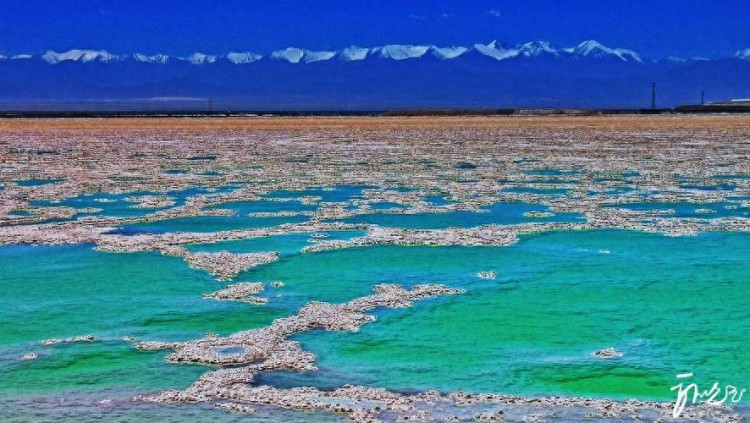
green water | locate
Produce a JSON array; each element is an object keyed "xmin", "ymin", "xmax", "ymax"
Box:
[
  {"xmin": 252, "ymin": 230, "xmax": 750, "ymax": 401},
  {"xmin": 0, "ymin": 244, "xmax": 291, "ymax": 394},
  {"xmin": 4, "ymin": 231, "xmax": 750, "ymax": 401},
  {"xmin": 4, "ymin": 185, "xmax": 750, "ymax": 422}
]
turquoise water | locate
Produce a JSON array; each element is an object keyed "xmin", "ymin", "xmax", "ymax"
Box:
[
  {"xmin": 4, "ymin": 230, "xmax": 750, "ymax": 402},
  {"xmin": 675, "ymin": 176, "xmax": 738, "ymax": 191},
  {"xmin": 27, "ymin": 185, "xmax": 248, "ymax": 223},
  {"xmin": 338, "ymin": 202, "xmax": 583, "ymax": 229},
  {"xmin": 29, "ymin": 187, "xmax": 218, "ymax": 220},
  {"xmin": 15, "ymin": 178, "xmax": 65, "ymax": 187},
  {"xmin": 185, "ymin": 230, "xmax": 366, "ymax": 257},
  {"xmin": 31, "ymin": 193, "xmax": 165, "ymax": 220},
  {"xmin": 257, "ymin": 230, "xmax": 750, "ymax": 401},
  {"xmin": 370, "ymin": 202, "xmax": 408, "ymax": 210},
  {"xmin": 7, "ymin": 210, "xmax": 35, "ymax": 217},
  {"xmin": 717, "ymin": 174, "xmax": 750, "ymax": 180},
  {"xmin": 680, "ymin": 183, "xmax": 737, "ymax": 191},
  {"xmin": 114, "ymin": 197, "xmax": 317, "ymax": 233},
  {"xmin": 206, "ymin": 199, "xmax": 318, "ymax": 214},
  {"xmin": 5, "ymin": 181, "xmax": 750, "ymax": 420},
  {"xmin": 605, "ymin": 201, "xmax": 750, "ymax": 218},
  {"xmin": 0, "ymin": 244, "xmax": 291, "ymax": 395},
  {"xmin": 115, "ymin": 189, "xmax": 356, "ymax": 234},
  {"xmin": 261, "ymin": 185, "xmax": 374, "ymax": 203},
  {"xmin": 122, "ymin": 214, "xmax": 311, "ymax": 234},
  {"xmin": 425, "ymin": 194, "xmax": 459, "ymax": 206}
]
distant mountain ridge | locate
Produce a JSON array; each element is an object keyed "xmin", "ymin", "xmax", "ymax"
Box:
[
  {"xmin": 1, "ymin": 39, "xmax": 749, "ymax": 110},
  {"xmin": 0, "ymin": 40, "xmax": 661, "ymax": 64}
]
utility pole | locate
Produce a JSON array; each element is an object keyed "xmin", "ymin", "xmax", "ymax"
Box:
[
  {"xmin": 701, "ymin": 90, "xmax": 705, "ymax": 105},
  {"xmin": 209, "ymin": 98, "xmax": 213, "ymax": 114},
  {"xmin": 651, "ymin": 82, "xmax": 656, "ymax": 110}
]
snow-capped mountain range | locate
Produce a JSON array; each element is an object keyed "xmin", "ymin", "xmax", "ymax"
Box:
[
  {"xmin": 1, "ymin": 39, "xmax": 749, "ymax": 110},
  {"xmin": 5, "ymin": 39, "xmax": 748, "ymax": 66},
  {"xmin": 1, "ymin": 39, "xmax": 716, "ymax": 65}
]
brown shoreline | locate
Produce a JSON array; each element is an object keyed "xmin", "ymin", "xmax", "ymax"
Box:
[{"xmin": 1, "ymin": 114, "xmax": 750, "ymax": 130}]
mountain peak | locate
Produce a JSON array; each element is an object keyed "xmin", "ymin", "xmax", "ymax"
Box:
[
  {"xmin": 303, "ymin": 50, "xmax": 336, "ymax": 63},
  {"xmin": 225, "ymin": 52, "xmax": 262, "ymax": 64},
  {"xmin": 429, "ymin": 45, "xmax": 468, "ymax": 59},
  {"xmin": 269, "ymin": 48, "xmax": 336, "ymax": 64},
  {"xmin": 341, "ymin": 46, "xmax": 369, "ymax": 61},
  {"xmin": 518, "ymin": 41, "xmax": 558, "ymax": 57},
  {"xmin": 373, "ymin": 45, "xmax": 430, "ymax": 60},
  {"xmin": 133, "ymin": 53, "xmax": 170, "ymax": 64},
  {"xmin": 473, "ymin": 40, "xmax": 518, "ymax": 60},
  {"xmin": 575, "ymin": 40, "xmax": 606, "ymax": 52},
  {"xmin": 271, "ymin": 47, "xmax": 305, "ymax": 63},
  {"xmin": 567, "ymin": 40, "xmax": 641, "ymax": 62},
  {"xmin": 183, "ymin": 53, "xmax": 217, "ymax": 65},
  {"xmin": 41, "ymin": 49, "xmax": 117, "ymax": 64}
]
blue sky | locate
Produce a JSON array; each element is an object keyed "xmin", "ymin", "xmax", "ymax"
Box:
[{"xmin": 1, "ymin": 0, "xmax": 749, "ymax": 58}]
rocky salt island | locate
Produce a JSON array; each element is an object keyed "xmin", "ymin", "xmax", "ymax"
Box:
[
  {"xmin": 202, "ymin": 282, "xmax": 268, "ymax": 304},
  {"xmin": 163, "ymin": 248, "xmax": 280, "ymax": 281}
]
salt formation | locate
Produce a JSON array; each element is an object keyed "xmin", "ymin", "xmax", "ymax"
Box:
[
  {"xmin": 125, "ymin": 195, "xmax": 176, "ymax": 209},
  {"xmin": 203, "ymin": 282, "xmax": 267, "ymax": 303},
  {"xmin": 592, "ymin": 347, "xmax": 623, "ymax": 359},
  {"xmin": 3, "ymin": 116, "xmax": 750, "ymax": 252},
  {"xmin": 137, "ymin": 284, "xmax": 464, "ymax": 366},
  {"xmin": 162, "ymin": 248, "xmax": 279, "ymax": 281},
  {"xmin": 65, "ymin": 335, "xmax": 96, "ymax": 343},
  {"xmin": 2, "ymin": 116, "xmax": 750, "ymax": 421},
  {"xmin": 523, "ymin": 211, "xmax": 555, "ymax": 218},
  {"xmin": 41, "ymin": 335, "xmax": 97, "ymax": 345}
]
